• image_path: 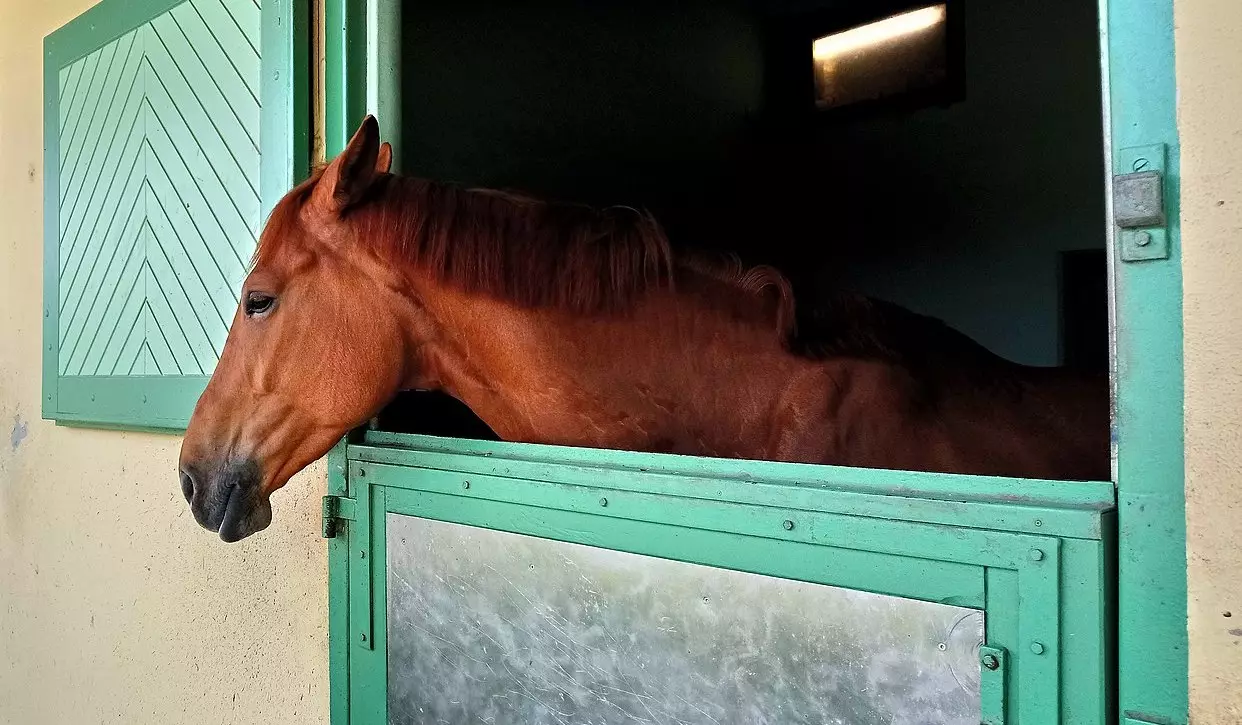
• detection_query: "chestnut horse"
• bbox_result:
[179,116,1109,542]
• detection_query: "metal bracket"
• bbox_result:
[979,644,1008,725]
[322,494,357,538]
[1114,144,1170,262]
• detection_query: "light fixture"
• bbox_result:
[812,4,950,111]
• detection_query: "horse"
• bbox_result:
[178,115,1110,542]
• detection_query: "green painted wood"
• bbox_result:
[1103,0,1188,722]
[43,0,307,430]
[54,375,211,430]
[983,568,1020,723]
[323,0,368,157]
[327,438,352,725]
[353,432,1114,540]
[1060,524,1118,725]
[260,0,310,216]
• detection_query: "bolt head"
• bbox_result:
[1030,641,1046,655]
[981,654,1000,671]
[1135,231,1153,247]
[782,520,795,531]
[1029,548,1045,562]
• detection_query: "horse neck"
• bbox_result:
[404,272,806,456]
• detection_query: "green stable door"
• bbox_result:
[320,0,1185,722]
[319,0,1188,721]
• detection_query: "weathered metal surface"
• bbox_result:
[1113,169,1166,228]
[386,513,985,725]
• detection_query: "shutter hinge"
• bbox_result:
[321,494,357,538]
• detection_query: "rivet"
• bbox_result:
[981,654,1000,671]
[1033,518,1043,527]
[1030,641,1046,655]
[599,497,608,507]
[937,642,947,651]
[782,520,795,531]
[1135,231,1153,247]
[462,481,470,490]
[1029,548,1045,562]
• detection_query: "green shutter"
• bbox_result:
[43,0,307,431]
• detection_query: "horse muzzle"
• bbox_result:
[179,458,273,542]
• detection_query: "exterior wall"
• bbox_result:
[0,1,330,723]
[1176,1,1242,721]
[4,0,1242,722]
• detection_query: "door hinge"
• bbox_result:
[1114,144,1170,262]
[979,644,1008,725]
[321,494,357,538]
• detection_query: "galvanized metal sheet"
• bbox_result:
[386,513,985,725]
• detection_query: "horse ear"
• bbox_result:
[376,142,393,174]
[316,115,381,213]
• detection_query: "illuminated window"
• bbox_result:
[812,4,950,111]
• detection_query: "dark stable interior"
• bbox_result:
[370,0,1108,442]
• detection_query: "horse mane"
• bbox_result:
[259,166,796,330]
[256,167,1013,383]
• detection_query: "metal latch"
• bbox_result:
[321,494,357,538]
[1114,144,1170,262]
[979,644,1008,725]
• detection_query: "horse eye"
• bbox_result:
[244,293,275,317]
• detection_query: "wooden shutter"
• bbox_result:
[43,0,306,430]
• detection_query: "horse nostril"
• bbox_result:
[180,468,196,503]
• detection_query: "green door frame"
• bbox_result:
[321,0,1188,721]
[1100,0,1187,722]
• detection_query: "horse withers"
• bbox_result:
[178,115,1109,542]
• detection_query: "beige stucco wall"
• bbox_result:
[0,1,331,723]
[3,0,1241,722]
[1176,1,1242,721]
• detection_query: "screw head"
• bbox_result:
[937,642,947,651]
[981,654,1000,671]
[1033,518,1043,527]
[357,468,366,477]
[599,497,608,507]
[1030,641,1046,655]
[462,481,470,490]
[1029,548,1045,562]
[1133,157,1151,171]
[359,550,366,559]
[782,520,795,531]
[360,633,367,642]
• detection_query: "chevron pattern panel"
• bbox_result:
[53,0,260,379]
